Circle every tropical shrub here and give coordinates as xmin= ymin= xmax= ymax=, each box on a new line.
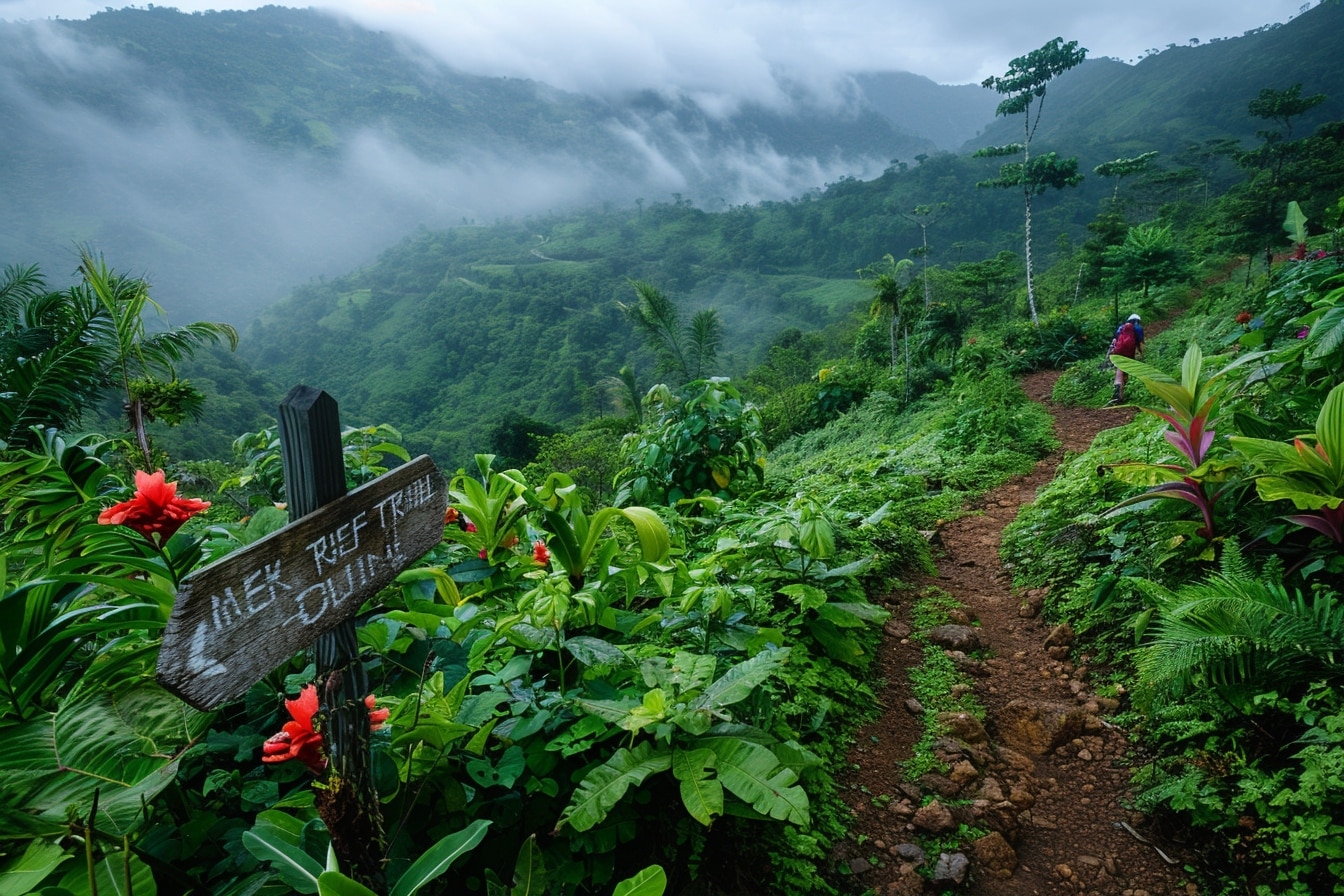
xmin=616 ymin=378 xmax=767 ymax=507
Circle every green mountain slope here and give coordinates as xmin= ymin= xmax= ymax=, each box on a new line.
xmin=970 ymin=2 xmax=1344 ymax=163
xmin=0 ymin=5 xmax=939 ymax=326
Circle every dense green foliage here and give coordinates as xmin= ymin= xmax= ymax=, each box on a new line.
xmin=1005 ymin=252 xmax=1344 ymax=895
xmin=3 ymin=9 xmax=1344 ymax=893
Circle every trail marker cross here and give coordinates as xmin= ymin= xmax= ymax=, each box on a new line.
xmin=156 ymin=390 xmax=447 ymax=711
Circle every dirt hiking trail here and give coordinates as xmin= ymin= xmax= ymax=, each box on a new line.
xmin=834 ymin=364 xmax=1198 ymax=896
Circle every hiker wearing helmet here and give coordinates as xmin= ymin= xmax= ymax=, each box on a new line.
xmin=1106 ymin=313 xmax=1145 ymax=406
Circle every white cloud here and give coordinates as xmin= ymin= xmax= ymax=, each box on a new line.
xmin=0 ymin=0 xmax=1312 ymax=89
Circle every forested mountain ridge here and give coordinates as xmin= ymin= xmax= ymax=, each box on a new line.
xmin=1 ymin=4 xmax=949 ymax=326
xmin=970 ymin=1 xmax=1344 ymax=161
xmin=194 ymin=0 xmax=1342 ymax=468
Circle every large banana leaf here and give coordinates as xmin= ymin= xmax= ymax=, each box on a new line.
xmin=0 ymin=683 xmax=210 ymax=838
xmin=700 ymin=737 xmax=809 ymax=826
xmin=557 ymin=743 xmax=671 ymax=833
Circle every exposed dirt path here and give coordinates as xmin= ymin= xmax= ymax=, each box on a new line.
xmin=835 ymin=368 xmax=1196 ymax=896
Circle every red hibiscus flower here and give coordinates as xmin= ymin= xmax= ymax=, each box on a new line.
xmin=261 ymin=685 xmax=326 ymax=773
xmin=97 ymin=469 xmax=210 ymax=544
xmin=262 ymin=685 xmax=389 ymax=775
xmin=533 ymin=540 xmax=551 ymax=565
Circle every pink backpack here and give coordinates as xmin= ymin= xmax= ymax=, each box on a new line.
xmin=1111 ymin=322 xmax=1138 ymax=358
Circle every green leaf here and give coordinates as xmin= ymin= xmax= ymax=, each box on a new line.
xmin=0 ymin=840 xmax=68 ymax=896
xmin=316 ymin=872 xmax=379 ymax=896
xmin=558 ymin=743 xmax=672 ymax=832
xmin=54 ymin=852 xmax=156 ymax=896
xmin=695 ymin=648 xmax=787 ymax=711
xmin=702 ymin=737 xmax=809 ymax=826
xmin=388 ymin=819 xmax=492 ymax=896
xmin=242 ymin=829 xmax=321 ymax=894
xmin=563 ymin=636 xmax=629 ymax=667
xmin=1284 ymin=200 xmax=1308 ymax=244
xmin=0 ymin=684 xmax=210 ymax=838
xmin=671 ymin=747 xmax=722 ymax=826
xmin=509 ymin=835 xmax=545 ymax=896
xmin=612 ymin=865 xmax=667 ymax=896
xmin=813 ymin=602 xmax=873 ymax=628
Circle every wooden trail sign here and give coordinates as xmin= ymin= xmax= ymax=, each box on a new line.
xmin=157 ymin=453 xmax=446 ymax=711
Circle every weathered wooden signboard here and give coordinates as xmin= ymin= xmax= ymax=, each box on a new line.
xmin=157 ymin=453 xmax=447 ymax=711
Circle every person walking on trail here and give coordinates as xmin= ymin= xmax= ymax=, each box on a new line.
xmin=1107 ymin=313 xmax=1145 ymax=406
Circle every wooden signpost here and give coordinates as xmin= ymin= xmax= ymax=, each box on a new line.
xmin=156 ymin=450 xmax=447 ymax=711
xmin=157 ymin=386 xmax=448 ymax=888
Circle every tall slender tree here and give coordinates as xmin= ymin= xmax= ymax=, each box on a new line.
xmin=977 ymin=37 xmax=1088 ymax=327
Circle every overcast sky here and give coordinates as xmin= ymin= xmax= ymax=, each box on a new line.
xmin=0 ymin=0 xmax=1313 ymax=91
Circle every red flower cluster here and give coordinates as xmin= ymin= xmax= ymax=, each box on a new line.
xmin=261 ymin=684 xmax=390 ymax=775
xmin=97 ymin=469 xmax=210 ymax=544
xmin=1235 ymin=311 xmax=1253 ymax=325
xmin=533 ymin=540 xmax=551 ymax=565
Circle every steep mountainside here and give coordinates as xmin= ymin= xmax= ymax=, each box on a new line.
xmin=855 ymin=72 xmax=999 ymax=152
xmin=0 ymin=6 xmax=942 ymax=325
xmin=969 ymin=2 xmax=1344 ymax=163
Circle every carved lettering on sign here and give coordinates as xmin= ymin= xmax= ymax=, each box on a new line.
xmin=157 ymin=457 xmax=446 ymax=710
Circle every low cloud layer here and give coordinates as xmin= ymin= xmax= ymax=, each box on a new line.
xmin=0 ymin=0 xmax=1312 ymax=90
xmin=1 ymin=19 xmax=886 ymax=324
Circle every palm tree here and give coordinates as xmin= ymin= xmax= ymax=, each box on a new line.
xmin=75 ymin=248 xmax=238 ymax=468
xmin=0 ymin=264 xmax=110 ymax=448
xmin=0 ymin=252 xmax=238 ymax=465
xmin=619 ymin=280 xmax=720 ymax=385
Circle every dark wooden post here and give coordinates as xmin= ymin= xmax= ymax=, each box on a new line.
xmin=278 ymin=385 xmax=387 ymax=890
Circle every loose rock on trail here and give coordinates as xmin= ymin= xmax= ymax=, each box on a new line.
xmin=835 ymin=368 xmax=1196 ymax=896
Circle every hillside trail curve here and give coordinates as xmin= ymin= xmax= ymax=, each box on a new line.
xmin=834 ymin=353 xmax=1198 ymax=896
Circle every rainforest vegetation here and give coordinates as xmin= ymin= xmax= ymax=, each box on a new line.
xmin=3 ymin=5 xmax=1344 ymax=896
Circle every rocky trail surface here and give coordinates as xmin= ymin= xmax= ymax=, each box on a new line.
xmin=834 ymin=367 xmax=1198 ymax=896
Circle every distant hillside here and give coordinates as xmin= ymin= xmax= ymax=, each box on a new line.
xmin=969 ymin=1 xmax=1344 ymax=163
xmin=855 ymin=72 xmax=999 ymax=152
xmin=0 ymin=5 xmax=940 ymax=326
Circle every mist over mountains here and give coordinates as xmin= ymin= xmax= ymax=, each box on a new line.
xmin=0 ymin=5 xmax=973 ymax=325
xmin=4 ymin=3 xmax=1338 ymax=332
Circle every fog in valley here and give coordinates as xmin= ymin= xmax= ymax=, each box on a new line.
xmin=0 ymin=0 xmax=1311 ymax=326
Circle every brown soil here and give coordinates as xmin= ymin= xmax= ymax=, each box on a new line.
xmin=835 ymin=366 xmax=1197 ymax=896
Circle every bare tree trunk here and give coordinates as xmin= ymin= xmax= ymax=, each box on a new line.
xmin=1024 ymin=188 xmax=1040 ymax=327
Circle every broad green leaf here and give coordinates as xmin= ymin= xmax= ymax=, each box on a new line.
xmin=1104 ymin=463 xmax=1189 ymax=487
xmin=241 ymin=829 xmax=321 ymax=894
xmin=696 ymin=648 xmax=787 ymax=711
xmin=703 ymin=737 xmax=809 ymax=826
xmin=563 ymin=636 xmax=629 ymax=667
xmin=813 ymin=603 xmax=871 ymax=629
xmin=509 ymin=835 xmax=545 ymax=896
xmin=1316 ymin=383 xmax=1344 ymax=486
xmin=0 ymin=839 xmax=67 ymax=896
xmin=642 ymin=652 xmax=716 ymax=693
xmin=1283 ymin=200 xmax=1308 ymax=244
xmin=672 ymin=747 xmax=722 ymax=826
xmin=1179 ymin=341 xmax=1204 ymax=398
xmin=612 ymin=865 xmax=667 ymax=896
xmin=388 ymin=819 xmax=491 ymax=896
xmin=558 ymin=743 xmax=672 ymax=832
xmin=573 ymin=696 xmax=641 ymax=724
xmin=316 ymin=872 xmax=379 ymax=896
xmin=0 ymin=684 xmax=209 ymax=838
xmin=778 ymin=584 xmax=826 ymax=611
xmin=54 ymin=852 xmax=156 ymax=896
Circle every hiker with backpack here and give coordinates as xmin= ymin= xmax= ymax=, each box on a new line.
xmin=1106 ymin=313 xmax=1145 ymax=406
